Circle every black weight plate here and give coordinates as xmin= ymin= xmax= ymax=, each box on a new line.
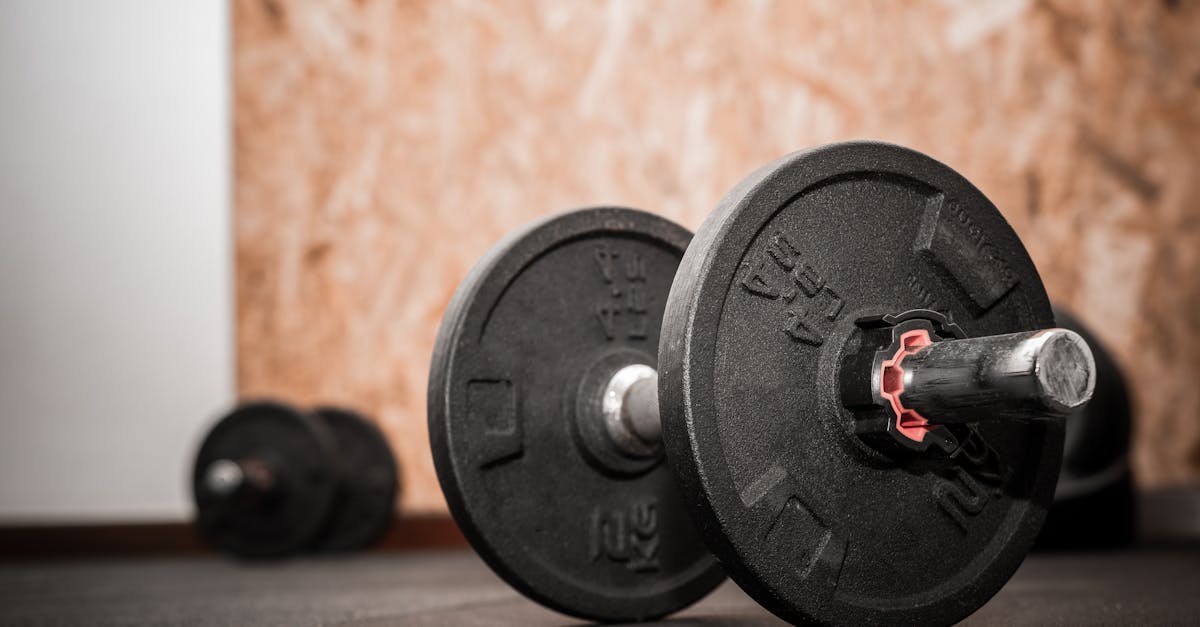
xmin=659 ymin=142 xmax=1060 ymax=626
xmin=193 ymin=402 xmax=341 ymax=558
xmin=429 ymin=207 xmax=724 ymax=622
xmin=311 ymin=407 xmax=399 ymax=552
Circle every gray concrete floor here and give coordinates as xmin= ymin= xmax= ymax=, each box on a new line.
xmin=1 ymin=548 xmax=1198 ymax=626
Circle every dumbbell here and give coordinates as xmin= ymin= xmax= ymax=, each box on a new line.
xmin=428 ymin=142 xmax=1096 ymax=625
xmin=192 ymin=401 xmax=399 ymax=558
xmin=1036 ymin=306 xmax=1135 ymax=550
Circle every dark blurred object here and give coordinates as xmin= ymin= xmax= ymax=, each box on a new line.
xmin=309 ymin=406 xmax=399 ymax=552
xmin=193 ymin=402 xmax=343 ymax=558
xmin=1036 ymin=306 xmax=1135 ymax=550
xmin=192 ymin=402 xmax=399 ymax=559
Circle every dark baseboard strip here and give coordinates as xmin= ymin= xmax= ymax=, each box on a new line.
xmin=0 ymin=515 xmax=466 ymax=559
xmin=0 ymin=522 xmax=206 ymax=559
xmin=375 ymin=515 xmax=468 ymax=551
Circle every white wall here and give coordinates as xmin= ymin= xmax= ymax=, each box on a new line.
xmin=0 ymin=1 xmax=233 ymax=523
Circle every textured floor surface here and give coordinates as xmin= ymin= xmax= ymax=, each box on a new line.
xmin=1 ymin=547 xmax=1198 ymax=626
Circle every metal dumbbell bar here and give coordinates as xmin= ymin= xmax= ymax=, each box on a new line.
xmin=603 ymin=329 xmax=1094 ymax=461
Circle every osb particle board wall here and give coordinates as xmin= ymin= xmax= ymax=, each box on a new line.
xmin=235 ymin=0 xmax=1200 ymax=513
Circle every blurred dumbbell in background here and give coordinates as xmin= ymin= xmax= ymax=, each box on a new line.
xmin=192 ymin=402 xmax=399 ymax=558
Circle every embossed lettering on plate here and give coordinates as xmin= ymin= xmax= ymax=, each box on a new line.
xmin=740 ymin=233 xmax=846 ymax=346
xmin=593 ymin=244 xmax=650 ymax=341
xmin=914 ymin=194 xmax=1018 ymax=310
xmin=589 ymin=499 xmax=661 ymax=572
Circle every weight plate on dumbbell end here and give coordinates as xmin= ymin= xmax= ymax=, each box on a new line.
xmin=193 ymin=402 xmax=341 ymax=558
xmin=310 ymin=407 xmax=400 ymax=552
xmin=429 ymin=207 xmax=724 ymax=622
xmin=659 ymin=142 xmax=1062 ymax=625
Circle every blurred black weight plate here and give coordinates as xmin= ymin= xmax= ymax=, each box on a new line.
xmin=659 ymin=142 xmax=1062 ymax=625
xmin=310 ymin=407 xmax=400 ymax=552
xmin=428 ymin=207 xmax=724 ymax=622
xmin=193 ymin=402 xmax=341 ymax=558
xmin=1036 ymin=306 xmax=1135 ymax=550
